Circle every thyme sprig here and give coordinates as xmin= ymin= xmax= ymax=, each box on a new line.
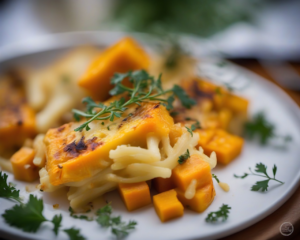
xmin=73 ymin=70 xmax=196 ymax=132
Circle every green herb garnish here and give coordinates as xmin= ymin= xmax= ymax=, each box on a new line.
xmin=234 ymin=163 xmax=284 ymax=192
xmin=0 ymin=171 xmax=22 ymax=203
xmin=244 ymin=112 xmax=292 ymax=146
xmin=69 ymin=207 xmax=93 ymax=221
xmin=178 ymin=149 xmax=190 ymax=164
xmin=212 ymin=174 xmax=220 ymax=183
xmin=72 ymin=70 xmax=196 ymax=131
xmin=96 ymin=203 xmax=137 ymax=238
xmin=64 ymin=227 xmax=86 ymax=240
xmin=206 ymin=204 xmax=231 ymax=223
xmin=185 ymin=120 xmax=201 ymax=137
xmin=2 ymin=194 xmax=62 ymax=234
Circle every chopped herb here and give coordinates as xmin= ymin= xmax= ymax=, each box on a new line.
xmin=178 ymin=149 xmax=190 ymax=164
xmin=69 ymin=207 xmax=93 ymax=221
xmin=0 ymin=171 xmax=22 ymax=203
xmin=64 ymin=227 xmax=86 ymax=240
xmin=206 ymin=204 xmax=231 ymax=223
xmin=107 ymin=126 xmax=110 ymax=130
xmin=185 ymin=120 xmax=201 ymax=137
xmin=244 ymin=112 xmax=292 ymax=146
xmin=96 ymin=203 xmax=137 ymax=238
xmin=101 ymin=122 xmax=105 ymax=125
xmin=215 ymin=87 xmax=222 ymax=95
xmin=234 ymin=163 xmax=284 ymax=192
xmin=2 ymin=194 xmax=62 ymax=234
xmin=72 ymin=70 xmax=195 ymax=132
xmin=212 ymin=174 xmax=220 ymax=183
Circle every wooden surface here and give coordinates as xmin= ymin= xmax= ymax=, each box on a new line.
xmin=220 ymin=60 xmax=300 ymax=240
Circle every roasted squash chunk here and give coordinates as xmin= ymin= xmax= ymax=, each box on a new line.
xmin=153 ymin=177 xmax=175 ymax=193
xmin=10 ymin=147 xmax=39 ymax=182
xmin=201 ymin=129 xmax=244 ymax=165
xmin=172 ymin=155 xmax=211 ymax=191
xmin=225 ymin=94 xmax=249 ymax=114
xmin=0 ymin=76 xmax=36 ymax=148
xmin=79 ymin=37 xmax=150 ymax=101
xmin=44 ymin=102 xmax=174 ymax=186
xmin=118 ymin=182 xmax=151 ymax=211
xmin=175 ymin=180 xmax=215 ymax=213
xmin=153 ymin=189 xmax=184 ymax=222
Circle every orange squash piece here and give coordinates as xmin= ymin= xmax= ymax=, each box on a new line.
xmin=202 ymin=129 xmax=244 ymax=165
xmin=78 ymin=37 xmax=150 ymax=101
xmin=224 ymin=94 xmax=249 ymax=114
xmin=172 ymin=155 xmax=211 ymax=191
xmin=10 ymin=147 xmax=39 ymax=182
xmin=175 ymin=180 xmax=215 ymax=212
xmin=153 ymin=189 xmax=184 ymax=222
xmin=118 ymin=182 xmax=151 ymax=211
xmin=218 ymin=108 xmax=232 ymax=130
xmin=195 ymin=129 xmax=215 ymax=147
xmin=152 ymin=177 xmax=175 ymax=193
xmin=44 ymin=102 xmax=174 ymax=186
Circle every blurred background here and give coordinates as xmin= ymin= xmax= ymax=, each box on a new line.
xmin=0 ymin=0 xmax=300 ymax=60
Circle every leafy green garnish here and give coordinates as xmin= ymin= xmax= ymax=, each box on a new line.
xmin=96 ymin=203 xmax=137 ymax=238
xmin=212 ymin=174 xmax=220 ymax=183
xmin=234 ymin=163 xmax=284 ymax=192
xmin=69 ymin=207 xmax=93 ymax=221
xmin=178 ymin=149 xmax=190 ymax=165
xmin=52 ymin=214 xmax=63 ymax=236
xmin=64 ymin=227 xmax=86 ymax=240
xmin=206 ymin=204 xmax=231 ymax=223
xmin=2 ymin=195 xmax=49 ymax=232
xmin=72 ymin=70 xmax=195 ymax=131
xmin=185 ymin=120 xmax=201 ymax=137
xmin=0 ymin=171 xmax=22 ymax=203
xmin=244 ymin=112 xmax=292 ymax=146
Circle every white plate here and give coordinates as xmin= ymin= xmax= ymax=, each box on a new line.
xmin=0 ymin=32 xmax=300 ymax=240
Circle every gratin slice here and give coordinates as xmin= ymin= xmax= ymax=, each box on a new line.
xmin=44 ymin=102 xmax=174 ymax=186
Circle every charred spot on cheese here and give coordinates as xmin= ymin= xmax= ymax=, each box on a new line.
xmin=191 ymin=80 xmax=214 ymax=101
xmin=57 ymin=126 xmax=65 ymax=132
xmin=44 ymin=102 xmax=174 ymax=186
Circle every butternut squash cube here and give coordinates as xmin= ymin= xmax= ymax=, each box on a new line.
xmin=10 ymin=147 xmax=39 ymax=182
xmin=175 ymin=180 xmax=215 ymax=213
xmin=153 ymin=189 xmax=184 ymax=222
xmin=44 ymin=102 xmax=174 ymax=186
xmin=202 ymin=129 xmax=244 ymax=165
xmin=195 ymin=129 xmax=215 ymax=147
xmin=172 ymin=155 xmax=211 ymax=191
xmin=118 ymin=182 xmax=151 ymax=211
xmin=218 ymin=108 xmax=232 ymax=130
xmin=79 ymin=37 xmax=150 ymax=101
xmin=152 ymin=177 xmax=175 ymax=193
xmin=224 ymin=94 xmax=248 ymax=114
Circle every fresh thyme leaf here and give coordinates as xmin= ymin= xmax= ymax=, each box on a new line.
xmin=170 ymin=111 xmax=179 ymax=117
xmin=244 ymin=112 xmax=292 ymax=146
xmin=64 ymin=227 xmax=86 ymax=240
xmin=96 ymin=203 xmax=137 ymax=238
xmin=172 ymin=85 xmax=196 ymax=109
xmin=52 ymin=214 xmax=62 ymax=236
xmin=73 ymin=112 xmax=81 ymax=122
xmin=234 ymin=163 xmax=284 ymax=192
xmin=185 ymin=126 xmax=193 ymax=137
xmin=2 ymin=195 xmax=47 ymax=232
xmin=73 ymin=70 xmax=195 ymax=132
xmin=178 ymin=149 xmax=190 ymax=164
xmin=206 ymin=204 xmax=231 ymax=223
xmin=0 ymin=171 xmax=22 ymax=203
xmin=212 ymin=174 xmax=220 ymax=183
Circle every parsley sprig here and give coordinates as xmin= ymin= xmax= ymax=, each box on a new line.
xmin=2 ymin=194 xmax=85 ymax=239
xmin=72 ymin=70 xmax=196 ymax=131
xmin=69 ymin=207 xmax=93 ymax=221
xmin=178 ymin=149 xmax=190 ymax=164
xmin=206 ymin=204 xmax=231 ymax=223
xmin=244 ymin=112 xmax=292 ymax=146
xmin=0 ymin=171 xmax=22 ymax=203
xmin=234 ymin=163 xmax=284 ymax=192
xmin=96 ymin=203 xmax=137 ymax=238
